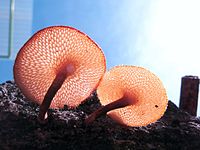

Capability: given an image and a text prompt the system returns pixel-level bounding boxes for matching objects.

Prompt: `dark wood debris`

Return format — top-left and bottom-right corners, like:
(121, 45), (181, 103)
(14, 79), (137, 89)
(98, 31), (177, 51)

(0, 81), (200, 150)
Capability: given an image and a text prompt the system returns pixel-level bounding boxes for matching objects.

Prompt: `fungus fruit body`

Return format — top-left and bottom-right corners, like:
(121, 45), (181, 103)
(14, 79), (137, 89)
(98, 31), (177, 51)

(85, 65), (168, 127)
(14, 26), (106, 122)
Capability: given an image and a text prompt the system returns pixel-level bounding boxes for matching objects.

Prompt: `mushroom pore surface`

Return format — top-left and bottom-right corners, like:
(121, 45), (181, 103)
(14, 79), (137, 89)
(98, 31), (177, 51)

(14, 26), (106, 108)
(97, 65), (168, 127)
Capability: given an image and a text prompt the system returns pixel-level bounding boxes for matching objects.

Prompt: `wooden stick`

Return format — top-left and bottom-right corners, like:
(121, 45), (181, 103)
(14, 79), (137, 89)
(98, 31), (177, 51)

(179, 76), (199, 116)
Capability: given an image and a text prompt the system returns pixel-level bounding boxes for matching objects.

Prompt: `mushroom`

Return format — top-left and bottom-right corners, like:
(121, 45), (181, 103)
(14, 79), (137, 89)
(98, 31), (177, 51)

(85, 65), (168, 127)
(14, 26), (106, 123)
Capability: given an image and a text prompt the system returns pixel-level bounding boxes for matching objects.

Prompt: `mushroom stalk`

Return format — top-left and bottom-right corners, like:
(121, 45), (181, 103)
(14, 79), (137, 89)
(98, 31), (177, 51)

(38, 69), (68, 123)
(85, 96), (132, 125)
(14, 26), (106, 124)
(85, 66), (168, 126)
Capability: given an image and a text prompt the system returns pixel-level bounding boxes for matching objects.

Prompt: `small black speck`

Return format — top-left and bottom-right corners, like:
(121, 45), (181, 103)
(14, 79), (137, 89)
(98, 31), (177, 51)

(155, 105), (158, 108)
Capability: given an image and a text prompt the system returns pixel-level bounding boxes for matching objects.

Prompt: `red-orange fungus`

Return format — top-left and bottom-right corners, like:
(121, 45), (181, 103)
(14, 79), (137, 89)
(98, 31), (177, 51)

(85, 65), (168, 127)
(14, 26), (106, 122)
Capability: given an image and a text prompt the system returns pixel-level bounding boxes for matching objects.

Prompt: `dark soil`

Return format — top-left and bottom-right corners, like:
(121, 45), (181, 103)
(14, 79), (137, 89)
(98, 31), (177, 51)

(0, 81), (200, 150)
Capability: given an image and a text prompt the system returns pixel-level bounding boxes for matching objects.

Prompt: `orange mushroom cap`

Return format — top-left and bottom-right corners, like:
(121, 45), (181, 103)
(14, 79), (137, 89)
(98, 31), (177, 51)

(14, 26), (106, 108)
(96, 65), (168, 127)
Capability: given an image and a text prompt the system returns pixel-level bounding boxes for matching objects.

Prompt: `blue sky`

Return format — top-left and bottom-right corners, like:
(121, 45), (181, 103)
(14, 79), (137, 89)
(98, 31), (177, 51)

(1, 0), (200, 114)
(32, 0), (149, 69)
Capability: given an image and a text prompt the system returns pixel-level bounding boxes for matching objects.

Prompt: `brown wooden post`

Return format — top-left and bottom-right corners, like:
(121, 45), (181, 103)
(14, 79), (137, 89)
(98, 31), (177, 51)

(179, 76), (199, 116)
